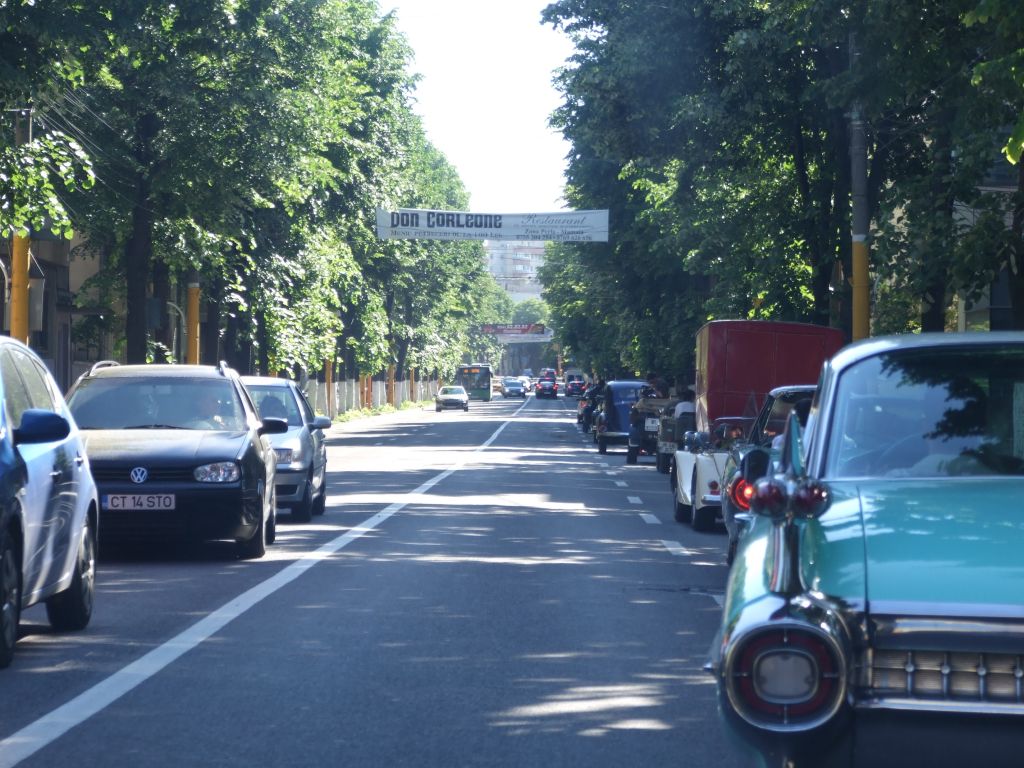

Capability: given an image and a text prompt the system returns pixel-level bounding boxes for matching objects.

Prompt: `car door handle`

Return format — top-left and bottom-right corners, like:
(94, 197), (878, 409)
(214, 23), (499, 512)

(50, 470), (62, 480)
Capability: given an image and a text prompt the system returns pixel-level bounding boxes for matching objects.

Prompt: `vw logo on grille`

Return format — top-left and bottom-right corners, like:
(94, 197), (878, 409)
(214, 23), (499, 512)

(129, 467), (149, 484)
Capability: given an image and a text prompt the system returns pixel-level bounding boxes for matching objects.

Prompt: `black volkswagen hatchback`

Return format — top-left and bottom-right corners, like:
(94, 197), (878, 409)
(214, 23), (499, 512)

(66, 362), (287, 558)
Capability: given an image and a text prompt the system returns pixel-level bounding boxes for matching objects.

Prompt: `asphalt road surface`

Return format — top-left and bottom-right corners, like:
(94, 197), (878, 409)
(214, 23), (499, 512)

(0, 394), (747, 767)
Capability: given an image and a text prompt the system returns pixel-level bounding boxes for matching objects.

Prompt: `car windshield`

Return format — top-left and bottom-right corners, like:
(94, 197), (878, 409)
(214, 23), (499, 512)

(439, 387), (465, 395)
(826, 346), (1024, 478)
(247, 385), (303, 427)
(68, 377), (247, 431)
(503, 378), (519, 385)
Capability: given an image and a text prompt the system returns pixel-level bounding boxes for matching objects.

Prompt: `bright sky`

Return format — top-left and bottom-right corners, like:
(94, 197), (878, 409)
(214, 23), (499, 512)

(383, 0), (575, 213)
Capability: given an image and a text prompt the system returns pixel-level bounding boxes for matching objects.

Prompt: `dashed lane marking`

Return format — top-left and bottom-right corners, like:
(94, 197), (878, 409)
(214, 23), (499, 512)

(627, 496), (642, 504)
(640, 513), (661, 525)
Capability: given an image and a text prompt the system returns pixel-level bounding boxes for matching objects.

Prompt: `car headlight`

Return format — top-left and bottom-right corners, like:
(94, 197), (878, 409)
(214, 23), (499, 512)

(194, 462), (241, 483)
(274, 448), (295, 464)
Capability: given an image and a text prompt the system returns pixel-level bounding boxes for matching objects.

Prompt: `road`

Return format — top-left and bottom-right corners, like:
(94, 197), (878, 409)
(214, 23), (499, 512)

(0, 394), (745, 767)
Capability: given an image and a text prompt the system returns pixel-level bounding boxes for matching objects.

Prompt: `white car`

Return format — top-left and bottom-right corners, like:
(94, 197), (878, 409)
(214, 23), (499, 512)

(0, 337), (99, 668)
(435, 385), (469, 412)
(672, 417), (751, 531)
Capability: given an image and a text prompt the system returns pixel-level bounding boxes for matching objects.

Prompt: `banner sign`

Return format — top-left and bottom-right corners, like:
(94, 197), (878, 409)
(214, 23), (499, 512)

(480, 323), (546, 334)
(376, 208), (609, 242)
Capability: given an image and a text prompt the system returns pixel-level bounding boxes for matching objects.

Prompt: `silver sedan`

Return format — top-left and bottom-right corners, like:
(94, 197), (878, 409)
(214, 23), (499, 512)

(241, 376), (331, 522)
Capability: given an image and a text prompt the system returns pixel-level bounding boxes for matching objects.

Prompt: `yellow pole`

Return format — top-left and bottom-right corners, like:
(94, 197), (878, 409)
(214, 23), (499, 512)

(10, 111), (31, 344)
(9, 236), (29, 344)
(186, 272), (200, 363)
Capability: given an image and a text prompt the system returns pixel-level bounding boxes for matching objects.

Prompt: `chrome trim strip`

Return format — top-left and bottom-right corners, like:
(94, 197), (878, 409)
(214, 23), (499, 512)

(871, 602), (1024, 621)
(857, 697), (1024, 716)
(701, 493), (721, 504)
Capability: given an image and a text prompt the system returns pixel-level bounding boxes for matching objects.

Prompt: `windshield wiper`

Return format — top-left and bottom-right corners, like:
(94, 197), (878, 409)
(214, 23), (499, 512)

(122, 424), (188, 429)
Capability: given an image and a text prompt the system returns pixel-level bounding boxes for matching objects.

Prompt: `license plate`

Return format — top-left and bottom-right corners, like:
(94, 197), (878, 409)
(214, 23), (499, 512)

(645, 417), (660, 431)
(103, 494), (176, 510)
(658, 441), (677, 454)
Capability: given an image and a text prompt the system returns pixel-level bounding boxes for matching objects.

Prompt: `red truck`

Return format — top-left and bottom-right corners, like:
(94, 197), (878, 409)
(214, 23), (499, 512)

(672, 320), (845, 531)
(694, 319), (845, 432)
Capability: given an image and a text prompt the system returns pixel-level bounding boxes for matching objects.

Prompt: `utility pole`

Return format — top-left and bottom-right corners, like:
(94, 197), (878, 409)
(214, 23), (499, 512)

(849, 34), (870, 341)
(186, 269), (200, 363)
(10, 109), (32, 344)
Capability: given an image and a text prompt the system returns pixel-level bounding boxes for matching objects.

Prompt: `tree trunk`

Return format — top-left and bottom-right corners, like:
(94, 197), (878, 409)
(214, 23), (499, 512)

(201, 272), (223, 366)
(124, 112), (159, 364)
(1008, 162), (1024, 328)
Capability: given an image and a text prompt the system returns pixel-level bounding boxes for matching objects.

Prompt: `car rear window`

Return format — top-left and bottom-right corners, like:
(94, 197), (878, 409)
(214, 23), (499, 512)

(247, 385), (303, 427)
(68, 377), (246, 431)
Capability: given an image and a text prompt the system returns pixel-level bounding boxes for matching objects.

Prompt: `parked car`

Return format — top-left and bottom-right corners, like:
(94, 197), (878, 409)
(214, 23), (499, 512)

(672, 415), (752, 530)
(711, 332), (1024, 767)
(534, 372), (559, 399)
(0, 337), (99, 668)
(66, 362), (285, 559)
(241, 376), (331, 522)
(435, 385), (469, 411)
(719, 384), (816, 564)
(626, 393), (677, 465)
(594, 380), (649, 453)
(500, 377), (527, 398)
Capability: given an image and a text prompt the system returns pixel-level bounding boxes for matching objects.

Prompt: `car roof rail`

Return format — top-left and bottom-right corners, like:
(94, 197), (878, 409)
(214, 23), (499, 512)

(89, 360), (120, 376)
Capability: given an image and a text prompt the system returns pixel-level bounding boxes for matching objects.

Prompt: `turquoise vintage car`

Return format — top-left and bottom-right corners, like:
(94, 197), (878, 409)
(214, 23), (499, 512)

(710, 332), (1024, 767)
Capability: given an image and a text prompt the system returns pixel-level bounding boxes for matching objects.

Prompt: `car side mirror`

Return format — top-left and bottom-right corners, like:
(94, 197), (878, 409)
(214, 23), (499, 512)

(259, 416), (289, 435)
(740, 447), (771, 483)
(14, 409), (71, 445)
(310, 416), (332, 430)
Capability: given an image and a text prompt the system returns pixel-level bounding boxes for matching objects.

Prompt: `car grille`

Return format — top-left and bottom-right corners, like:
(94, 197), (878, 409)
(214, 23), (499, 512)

(92, 466), (197, 483)
(870, 649), (1024, 703)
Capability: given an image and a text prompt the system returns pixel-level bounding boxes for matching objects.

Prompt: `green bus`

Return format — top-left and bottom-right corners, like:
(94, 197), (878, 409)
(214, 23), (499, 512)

(455, 363), (493, 401)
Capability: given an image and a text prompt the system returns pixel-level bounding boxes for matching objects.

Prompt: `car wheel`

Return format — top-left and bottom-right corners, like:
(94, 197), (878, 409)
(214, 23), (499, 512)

(691, 477), (715, 532)
(46, 522), (95, 632)
(673, 491), (692, 524)
(237, 500), (267, 560)
(435, 405), (442, 412)
(293, 475), (314, 523)
(0, 531), (21, 668)
(598, 436), (608, 454)
(313, 484), (327, 516)
(463, 405), (469, 411)
(626, 446), (638, 465)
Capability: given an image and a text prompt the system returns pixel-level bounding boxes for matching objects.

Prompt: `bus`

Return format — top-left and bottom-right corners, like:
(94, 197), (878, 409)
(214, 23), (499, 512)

(455, 363), (493, 401)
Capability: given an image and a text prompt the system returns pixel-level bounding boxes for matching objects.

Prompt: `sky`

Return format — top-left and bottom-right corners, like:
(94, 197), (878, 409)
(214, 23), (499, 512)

(383, 0), (575, 214)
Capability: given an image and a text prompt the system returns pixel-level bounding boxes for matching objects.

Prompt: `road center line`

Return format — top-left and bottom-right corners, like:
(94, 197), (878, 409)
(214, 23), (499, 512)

(627, 495), (642, 504)
(0, 406), (522, 768)
(661, 540), (700, 556)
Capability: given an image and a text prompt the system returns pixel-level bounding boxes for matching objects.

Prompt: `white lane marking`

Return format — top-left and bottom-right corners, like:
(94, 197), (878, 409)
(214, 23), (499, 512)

(640, 513), (661, 525)
(661, 540), (700, 556)
(375, 442), (384, 446)
(599, 462), (609, 467)
(711, 594), (725, 607)
(627, 496), (642, 504)
(0, 408), (524, 768)
(614, 481), (627, 487)
(604, 471), (617, 476)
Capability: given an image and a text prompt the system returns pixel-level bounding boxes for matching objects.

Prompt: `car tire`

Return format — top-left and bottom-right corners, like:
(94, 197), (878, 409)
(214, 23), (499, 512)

(673, 491), (692, 524)
(293, 476), (314, 523)
(238, 502), (267, 560)
(626, 446), (638, 465)
(313, 486), (327, 516)
(435, 406), (442, 412)
(691, 477), (715, 532)
(0, 530), (21, 669)
(463, 405), (469, 412)
(598, 436), (608, 454)
(45, 522), (95, 632)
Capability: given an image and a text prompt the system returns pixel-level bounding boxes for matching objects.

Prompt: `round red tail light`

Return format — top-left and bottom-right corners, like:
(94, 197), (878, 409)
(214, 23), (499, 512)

(728, 627), (844, 730)
(729, 477), (754, 511)
(791, 480), (830, 518)
(750, 478), (787, 518)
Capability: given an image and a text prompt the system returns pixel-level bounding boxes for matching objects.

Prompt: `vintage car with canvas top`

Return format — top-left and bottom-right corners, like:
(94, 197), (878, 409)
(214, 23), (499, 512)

(710, 332), (1024, 767)
(672, 415), (752, 530)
